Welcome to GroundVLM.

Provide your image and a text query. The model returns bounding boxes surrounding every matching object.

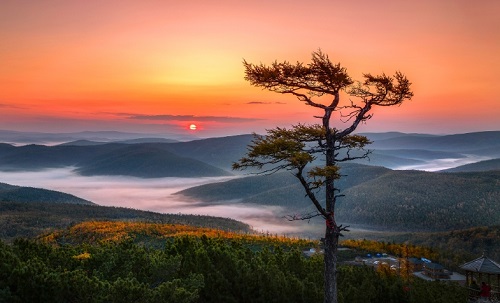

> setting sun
[189,124,197,131]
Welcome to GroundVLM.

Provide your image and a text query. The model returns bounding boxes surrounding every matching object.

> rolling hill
[369,131,500,155]
[384,225,500,262]
[441,158,500,173]
[337,169,500,230]
[0,143,232,177]
[0,182,93,205]
[1,131,499,175]
[0,201,251,242]
[0,179,252,242]
[159,134,255,171]
[0,129,195,144]
[74,144,232,178]
[176,165,500,232]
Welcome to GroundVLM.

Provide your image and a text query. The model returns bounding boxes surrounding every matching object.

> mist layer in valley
[392,155,492,171]
[1,130,499,238]
[0,168,316,235]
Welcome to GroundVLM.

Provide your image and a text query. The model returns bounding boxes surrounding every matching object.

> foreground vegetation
[0,222,468,302]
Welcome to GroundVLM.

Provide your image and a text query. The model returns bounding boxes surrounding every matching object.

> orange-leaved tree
[233,50,413,303]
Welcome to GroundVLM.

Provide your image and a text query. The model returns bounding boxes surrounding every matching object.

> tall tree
[233,50,413,303]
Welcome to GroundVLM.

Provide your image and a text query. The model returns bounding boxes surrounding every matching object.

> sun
[189,124,197,130]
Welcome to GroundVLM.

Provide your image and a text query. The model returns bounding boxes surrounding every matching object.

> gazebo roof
[460,255,500,275]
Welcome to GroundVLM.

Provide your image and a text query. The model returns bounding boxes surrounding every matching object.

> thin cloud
[247,101,271,105]
[127,114,263,123]
[246,101,287,105]
[0,103,23,109]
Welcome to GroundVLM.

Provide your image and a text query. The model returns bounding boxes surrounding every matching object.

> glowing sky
[1,0,499,137]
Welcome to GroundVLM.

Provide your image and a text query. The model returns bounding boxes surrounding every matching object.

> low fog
[394,155,491,171]
[0,155,488,236]
[0,168,309,235]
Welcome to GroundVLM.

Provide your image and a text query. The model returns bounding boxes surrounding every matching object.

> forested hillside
[369,131,500,155]
[0,201,251,242]
[177,166,500,232]
[74,144,231,178]
[0,182,93,205]
[338,170,500,230]
[384,225,500,262]
[2,131,499,175]
[442,158,500,172]
[0,143,231,177]
[158,134,255,171]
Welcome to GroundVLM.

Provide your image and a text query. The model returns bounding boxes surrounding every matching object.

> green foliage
[308,166,341,187]
[339,134,372,149]
[243,51,353,94]
[0,236,469,302]
[232,124,324,172]
[1,238,203,302]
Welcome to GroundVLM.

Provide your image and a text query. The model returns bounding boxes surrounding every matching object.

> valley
[0,130,499,244]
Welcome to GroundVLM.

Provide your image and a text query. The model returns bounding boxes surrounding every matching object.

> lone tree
[233,50,413,303]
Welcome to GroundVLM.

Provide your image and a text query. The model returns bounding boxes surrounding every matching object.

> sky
[1,0,499,138]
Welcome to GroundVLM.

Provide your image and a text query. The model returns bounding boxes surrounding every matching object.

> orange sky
[1,0,499,137]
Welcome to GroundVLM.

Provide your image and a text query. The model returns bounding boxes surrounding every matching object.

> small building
[407,257,424,272]
[423,262,449,280]
[460,254,500,301]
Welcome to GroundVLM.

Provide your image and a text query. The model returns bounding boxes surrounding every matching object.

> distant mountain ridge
[369,131,500,153]
[0,143,232,178]
[0,129,196,145]
[0,131,499,177]
[75,144,231,178]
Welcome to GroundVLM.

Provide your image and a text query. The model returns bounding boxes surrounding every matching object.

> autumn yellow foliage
[40,221,314,247]
[72,252,91,260]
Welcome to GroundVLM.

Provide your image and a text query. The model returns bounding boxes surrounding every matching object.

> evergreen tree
[234,50,413,303]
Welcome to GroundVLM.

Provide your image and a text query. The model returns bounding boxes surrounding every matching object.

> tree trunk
[324,226,339,303]
[324,107,339,303]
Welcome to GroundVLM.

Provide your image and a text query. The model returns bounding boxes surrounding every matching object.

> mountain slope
[0,143,231,177]
[0,182,93,205]
[1,131,499,176]
[175,164,391,205]
[75,144,231,177]
[385,225,500,262]
[441,158,500,172]
[160,134,254,171]
[0,201,251,242]
[0,144,123,170]
[370,131,500,155]
[337,170,500,230]
[176,166,500,232]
